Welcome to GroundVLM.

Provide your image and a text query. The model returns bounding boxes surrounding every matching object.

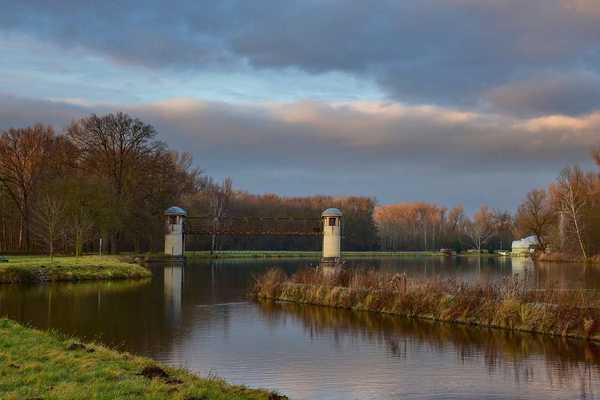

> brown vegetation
[374,202,513,252]
[517,160,600,261]
[253,267,600,340]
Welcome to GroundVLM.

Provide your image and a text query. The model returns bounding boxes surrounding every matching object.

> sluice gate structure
[164,206,343,266]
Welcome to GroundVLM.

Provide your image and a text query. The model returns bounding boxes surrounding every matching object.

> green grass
[252,267,600,341]
[0,256,151,283]
[0,319,282,400]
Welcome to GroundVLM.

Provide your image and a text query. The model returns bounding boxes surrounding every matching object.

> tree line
[374,203,512,252]
[0,113,378,255]
[514,155,600,261]
[375,151,600,259]
[1,112,598,258]
[0,114,202,255]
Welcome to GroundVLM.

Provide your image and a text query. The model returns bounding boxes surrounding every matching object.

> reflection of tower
[511,257,533,276]
[164,265,184,321]
[558,211,566,249]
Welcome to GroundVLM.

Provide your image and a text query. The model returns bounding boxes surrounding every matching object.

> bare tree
[208,178,233,254]
[555,166,590,259]
[70,207,94,257]
[515,189,555,251]
[0,125,54,251]
[67,113,162,253]
[34,193,66,260]
[464,205,495,251]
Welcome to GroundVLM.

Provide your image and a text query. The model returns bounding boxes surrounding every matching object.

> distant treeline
[1,113,599,258]
[375,153,600,260]
[375,203,513,252]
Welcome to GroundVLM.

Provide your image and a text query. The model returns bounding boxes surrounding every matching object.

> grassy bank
[537,252,600,264]
[0,319,282,400]
[252,267,600,341]
[0,256,151,283]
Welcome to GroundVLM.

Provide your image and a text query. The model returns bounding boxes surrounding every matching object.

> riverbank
[0,318,281,400]
[0,256,151,283]
[252,267,600,341]
[537,252,600,264]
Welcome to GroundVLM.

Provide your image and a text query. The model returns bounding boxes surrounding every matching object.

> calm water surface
[2,257,600,399]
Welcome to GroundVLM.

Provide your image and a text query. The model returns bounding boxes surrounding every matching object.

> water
[2,256,600,399]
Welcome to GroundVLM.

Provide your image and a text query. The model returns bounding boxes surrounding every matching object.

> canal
[1,256,600,399]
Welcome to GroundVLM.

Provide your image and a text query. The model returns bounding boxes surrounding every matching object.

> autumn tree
[208,178,233,254]
[464,205,496,251]
[515,189,555,251]
[0,125,55,251]
[553,166,592,259]
[446,205,467,249]
[34,192,66,260]
[374,202,472,251]
[67,113,163,253]
[124,150,202,252]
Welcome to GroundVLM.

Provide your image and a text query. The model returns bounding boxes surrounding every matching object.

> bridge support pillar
[164,206,187,258]
[320,208,343,271]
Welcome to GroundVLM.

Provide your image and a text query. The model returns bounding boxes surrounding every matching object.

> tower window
[329,217,336,226]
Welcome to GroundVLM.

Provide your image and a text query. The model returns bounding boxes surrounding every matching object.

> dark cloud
[1,94,597,210]
[2,1,600,110]
[0,94,86,128]
[486,72,600,116]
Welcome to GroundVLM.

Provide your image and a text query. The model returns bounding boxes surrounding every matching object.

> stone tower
[164,206,187,257]
[321,208,342,264]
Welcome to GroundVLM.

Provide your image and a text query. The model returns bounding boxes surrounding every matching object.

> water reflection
[258,300,600,395]
[164,263,184,321]
[1,257,600,399]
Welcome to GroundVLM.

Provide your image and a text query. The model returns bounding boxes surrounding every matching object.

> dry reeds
[252,267,600,341]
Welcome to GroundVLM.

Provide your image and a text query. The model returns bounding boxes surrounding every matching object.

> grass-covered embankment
[0,319,283,400]
[0,256,151,283]
[252,267,600,341]
[536,252,600,264]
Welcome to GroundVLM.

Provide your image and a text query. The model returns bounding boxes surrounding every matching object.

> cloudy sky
[1,0,600,211]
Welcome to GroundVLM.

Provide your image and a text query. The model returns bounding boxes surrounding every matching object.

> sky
[1,0,600,212]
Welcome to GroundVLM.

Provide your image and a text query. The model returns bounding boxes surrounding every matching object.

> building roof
[511,235,539,249]
[164,206,187,216]
[321,208,343,217]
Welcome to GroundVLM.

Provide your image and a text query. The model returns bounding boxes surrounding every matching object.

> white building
[511,235,539,256]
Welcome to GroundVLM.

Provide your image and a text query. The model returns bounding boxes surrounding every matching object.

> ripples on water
[1,257,600,399]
